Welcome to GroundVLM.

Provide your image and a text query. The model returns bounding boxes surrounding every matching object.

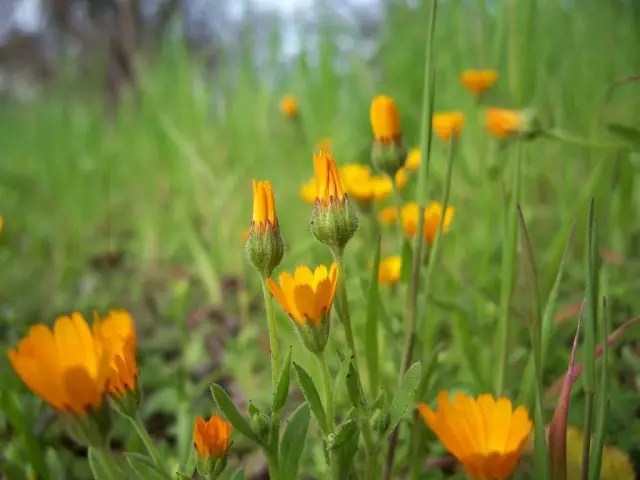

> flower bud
[309,151,358,252]
[326,419,359,450]
[245,180,284,278]
[485,107,541,140]
[193,415,231,479]
[370,95,406,176]
[248,404,271,440]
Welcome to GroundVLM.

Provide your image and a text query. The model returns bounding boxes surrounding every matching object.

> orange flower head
[314,151,345,205]
[280,95,298,118]
[395,168,409,190]
[193,415,232,460]
[419,391,532,480]
[8,313,110,413]
[247,180,283,277]
[378,256,402,285]
[401,201,455,245]
[460,69,499,95]
[485,108,524,138]
[252,180,278,231]
[404,148,421,171]
[93,310,138,396]
[378,206,398,225]
[370,95,401,142]
[433,112,465,141]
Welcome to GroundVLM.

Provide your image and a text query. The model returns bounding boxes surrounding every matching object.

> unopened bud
[246,181,284,277]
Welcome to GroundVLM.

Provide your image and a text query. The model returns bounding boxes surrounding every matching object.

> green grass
[2,0,640,478]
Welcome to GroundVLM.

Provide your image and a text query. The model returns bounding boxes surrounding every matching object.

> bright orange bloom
[460,69,499,95]
[404,148,421,171]
[378,256,402,285]
[8,313,110,413]
[93,310,138,396]
[314,151,345,205]
[252,181,278,230]
[267,264,338,327]
[378,206,398,225]
[401,201,455,245]
[280,95,298,118]
[433,112,465,141]
[370,95,401,142]
[485,108,523,138]
[193,415,232,459]
[420,391,532,480]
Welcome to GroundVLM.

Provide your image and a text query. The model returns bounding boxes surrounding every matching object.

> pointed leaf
[589,299,609,480]
[273,346,293,413]
[415,345,442,401]
[327,419,358,450]
[293,362,328,434]
[230,467,246,480]
[336,421,361,477]
[365,234,382,396]
[345,357,366,410]
[210,383,263,445]
[126,453,169,480]
[385,362,422,437]
[88,448,112,480]
[279,403,311,480]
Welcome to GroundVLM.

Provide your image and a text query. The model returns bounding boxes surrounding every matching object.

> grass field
[2,0,640,479]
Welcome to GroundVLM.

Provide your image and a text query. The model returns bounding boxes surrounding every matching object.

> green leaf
[88,448,117,480]
[210,383,263,445]
[293,363,328,434]
[273,346,293,413]
[345,358,366,410]
[400,237,413,284]
[385,362,422,437]
[125,453,168,480]
[230,467,246,480]
[606,123,640,145]
[589,299,609,480]
[279,403,311,480]
[415,344,442,401]
[332,352,351,406]
[327,419,359,450]
[336,420,361,477]
[365,234,382,396]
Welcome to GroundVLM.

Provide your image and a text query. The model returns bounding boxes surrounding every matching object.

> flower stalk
[130,413,171,478]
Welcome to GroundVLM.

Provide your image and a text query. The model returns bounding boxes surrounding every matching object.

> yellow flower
[395,168,409,190]
[420,391,532,480]
[280,95,298,118]
[378,256,402,285]
[8,313,110,413]
[404,148,421,171]
[193,415,232,460]
[378,206,398,225]
[340,165,392,204]
[252,180,278,230]
[314,151,345,205]
[267,264,338,327]
[401,201,454,245]
[460,69,499,95]
[433,112,465,141]
[485,108,524,138]
[370,95,401,142]
[299,178,317,204]
[93,310,137,396]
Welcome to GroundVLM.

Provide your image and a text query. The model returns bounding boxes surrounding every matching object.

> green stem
[332,250,359,373]
[546,129,630,149]
[130,414,171,477]
[365,453,378,480]
[391,182,405,249]
[495,140,522,396]
[261,277,281,480]
[317,353,339,479]
[581,392,595,480]
[91,447,123,480]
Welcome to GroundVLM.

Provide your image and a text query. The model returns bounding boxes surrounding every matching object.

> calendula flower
[433,112,465,141]
[246,180,284,277]
[460,69,499,95]
[404,148,421,171]
[280,95,298,118]
[267,264,338,353]
[378,256,402,285]
[370,95,401,142]
[8,313,110,413]
[299,178,317,204]
[341,165,391,204]
[193,415,232,460]
[485,108,524,138]
[378,206,398,225]
[314,151,345,205]
[401,202,454,245]
[93,310,137,397]
[420,391,532,480]
[395,168,409,189]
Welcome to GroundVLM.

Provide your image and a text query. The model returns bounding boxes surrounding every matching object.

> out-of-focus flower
[94,310,137,397]
[8,313,110,414]
[370,95,401,143]
[404,148,421,171]
[280,95,298,118]
[193,415,232,460]
[401,202,455,245]
[378,206,398,225]
[395,168,409,189]
[378,256,402,285]
[433,112,465,142]
[299,178,317,204]
[419,391,532,480]
[485,108,540,139]
[267,264,338,354]
[460,69,499,95]
[246,180,283,277]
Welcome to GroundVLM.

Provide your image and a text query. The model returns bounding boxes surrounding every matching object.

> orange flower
[395,168,409,190]
[460,69,499,95]
[378,206,398,225]
[267,264,338,327]
[193,415,232,459]
[280,95,298,118]
[93,310,138,396]
[404,148,421,171]
[8,313,110,413]
[433,112,465,141]
[378,256,402,285]
[485,108,523,138]
[370,95,401,142]
[252,180,278,230]
[401,201,454,245]
[314,151,345,205]
[419,391,532,480]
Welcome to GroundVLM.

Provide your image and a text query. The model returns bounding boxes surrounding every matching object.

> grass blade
[365,234,382,396]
